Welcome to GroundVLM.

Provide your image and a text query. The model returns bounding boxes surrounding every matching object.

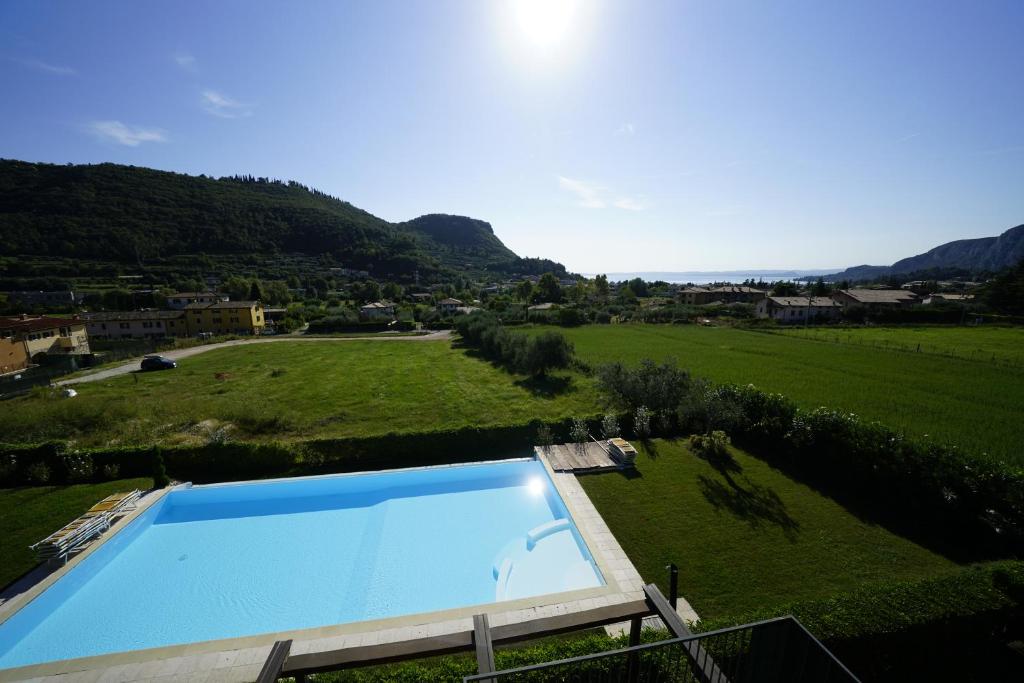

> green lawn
[0,341,600,446]
[770,325,1024,367]
[579,439,960,619]
[526,324,1024,461]
[0,478,152,588]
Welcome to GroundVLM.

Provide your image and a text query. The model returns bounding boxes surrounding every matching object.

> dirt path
[58,330,453,386]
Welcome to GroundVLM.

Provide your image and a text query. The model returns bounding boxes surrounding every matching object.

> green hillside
[0,159,565,282]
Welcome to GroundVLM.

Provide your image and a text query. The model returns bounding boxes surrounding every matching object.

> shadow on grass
[457,345,577,397]
[734,438,1010,563]
[514,374,574,398]
[697,473,802,542]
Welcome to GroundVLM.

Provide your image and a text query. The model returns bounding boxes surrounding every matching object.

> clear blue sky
[2,1,1022,272]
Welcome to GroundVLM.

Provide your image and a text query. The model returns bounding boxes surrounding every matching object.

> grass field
[0,478,152,588]
[579,439,960,619]
[525,324,1024,461]
[0,341,600,447]
[770,325,1024,367]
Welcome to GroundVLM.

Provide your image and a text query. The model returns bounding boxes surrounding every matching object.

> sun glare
[513,0,580,47]
[527,476,547,496]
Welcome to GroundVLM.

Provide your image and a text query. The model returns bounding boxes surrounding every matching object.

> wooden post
[626,615,643,681]
[473,613,496,683]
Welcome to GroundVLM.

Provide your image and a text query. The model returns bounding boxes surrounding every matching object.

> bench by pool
[0,459,604,670]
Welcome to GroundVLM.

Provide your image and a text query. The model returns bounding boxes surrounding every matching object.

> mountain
[824,224,1024,282]
[0,159,566,281]
[889,225,1024,273]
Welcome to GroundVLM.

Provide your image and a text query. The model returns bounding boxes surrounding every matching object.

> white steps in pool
[493,521,602,601]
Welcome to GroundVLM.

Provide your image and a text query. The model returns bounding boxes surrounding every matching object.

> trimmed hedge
[696,561,1024,681]
[707,383,1024,550]
[0,416,608,487]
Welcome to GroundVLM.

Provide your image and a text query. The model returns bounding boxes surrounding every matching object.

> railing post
[667,563,678,610]
[626,616,643,682]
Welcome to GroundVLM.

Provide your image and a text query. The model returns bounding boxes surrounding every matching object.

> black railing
[463,616,859,683]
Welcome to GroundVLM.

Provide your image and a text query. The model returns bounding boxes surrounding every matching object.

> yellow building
[0,315,91,360]
[185,301,266,336]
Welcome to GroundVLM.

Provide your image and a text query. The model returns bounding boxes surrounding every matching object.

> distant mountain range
[0,159,567,282]
[824,224,1024,282]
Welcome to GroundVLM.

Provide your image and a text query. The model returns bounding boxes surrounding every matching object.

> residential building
[0,315,91,358]
[705,286,767,304]
[166,292,228,310]
[756,297,841,323]
[528,302,556,311]
[408,293,433,304]
[678,287,711,305]
[923,293,975,305]
[82,310,189,340]
[185,301,266,335]
[832,289,919,309]
[359,301,397,320]
[0,336,30,375]
[678,286,766,305]
[438,298,463,315]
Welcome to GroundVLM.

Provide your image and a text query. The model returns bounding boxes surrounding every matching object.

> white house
[756,297,841,323]
[359,301,397,320]
[438,298,463,315]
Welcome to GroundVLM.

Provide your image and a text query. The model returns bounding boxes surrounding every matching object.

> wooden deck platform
[539,442,624,473]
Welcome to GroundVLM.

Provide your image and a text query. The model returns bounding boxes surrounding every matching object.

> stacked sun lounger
[30,489,142,563]
[607,438,638,467]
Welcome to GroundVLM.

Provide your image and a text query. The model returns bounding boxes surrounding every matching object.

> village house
[923,293,975,305]
[832,289,919,309]
[678,286,766,305]
[359,301,397,320]
[185,301,266,336]
[408,293,433,304]
[82,310,189,340]
[756,296,842,323]
[0,336,30,375]
[0,315,91,359]
[677,287,711,305]
[165,291,228,310]
[438,298,463,315]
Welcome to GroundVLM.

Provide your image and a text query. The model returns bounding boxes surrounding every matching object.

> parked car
[140,355,177,371]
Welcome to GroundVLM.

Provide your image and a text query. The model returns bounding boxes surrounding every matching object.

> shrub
[689,430,730,460]
[455,312,574,377]
[101,463,120,479]
[633,406,652,439]
[596,359,692,417]
[570,417,590,444]
[536,423,554,450]
[601,413,620,439]
[25,461,51,485]
[60,450,94,482]
[152,447,170,488]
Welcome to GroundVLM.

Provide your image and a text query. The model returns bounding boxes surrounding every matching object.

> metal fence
[463,616,859,683]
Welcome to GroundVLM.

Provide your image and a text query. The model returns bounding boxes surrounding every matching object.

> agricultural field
[525,324,1024,462]
[579,439,961,619]
[770,325,1024,367]
[0,478,152,587]
[0,341,599,447]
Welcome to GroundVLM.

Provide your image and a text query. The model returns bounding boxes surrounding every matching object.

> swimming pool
[0,459,604,670]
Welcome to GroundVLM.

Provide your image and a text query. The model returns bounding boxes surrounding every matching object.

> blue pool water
[0,459,603,670]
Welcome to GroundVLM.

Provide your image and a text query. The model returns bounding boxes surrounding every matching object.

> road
[58,330,453,385]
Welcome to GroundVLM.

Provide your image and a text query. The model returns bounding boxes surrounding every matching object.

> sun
[513,0,581,47]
